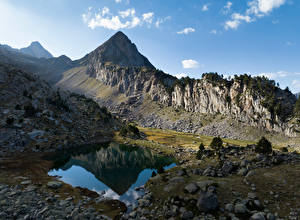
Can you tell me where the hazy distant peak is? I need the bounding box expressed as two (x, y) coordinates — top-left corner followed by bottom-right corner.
(20, 41), (53, 59)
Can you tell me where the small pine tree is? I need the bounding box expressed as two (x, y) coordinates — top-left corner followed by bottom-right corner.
(210, 137), (223, 151)
(255, 137), (272, 154)
(199, 143), (205, 151)
(196, 150), (202, 160)
(6, 117), (14, 125)
(196, 143), (205, 160)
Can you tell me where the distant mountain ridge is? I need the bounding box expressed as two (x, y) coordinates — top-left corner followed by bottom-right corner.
(20, 41), (53, 59)
(0, 32), (299, 138)
(0, 41), (53, 59)
(296, 93), (300, 99)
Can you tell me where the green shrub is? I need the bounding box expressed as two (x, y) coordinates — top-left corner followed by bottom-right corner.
(199, 143), (205, 151)
(196, 150), (203, 160)
(157, 166), (165, 174)
(6, 117), (14, 125)
(119, 127), (128, 137)
(23, 90), (28, 97)
(119, 124), (140, 138)
(24, 104), (37, 117)
(196, 143), (205, 160)
(210, 137), (223, 151)
(255, 137), (272, 154)
(15, 104), (22, 110)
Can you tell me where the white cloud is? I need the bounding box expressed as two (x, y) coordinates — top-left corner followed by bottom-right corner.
(210, 29), (218, 34)
(247, 0), (286, 15)
(258, 71), (288, 79)
(83, 7), (156, 30)
(225, 2), (233, 10)
(225, 13), (253, 30)
(175, 73), (187, 79)
(202, 4), (209, 11)
(292, 80), (300, 89)
(119, 8), (135, 18)
(143, 12), (154, 24)
(177, 27), (195, 35)
(232, 13), (252, 22)
(115, 0), (129, 3)
(155, 16), (171, 28)
(224, 0), (287, 30)
(182, 59), (200, 69)
(225, 20), (240, 30)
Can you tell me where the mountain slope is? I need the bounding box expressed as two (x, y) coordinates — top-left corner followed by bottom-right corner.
(0, 44), (75, 84)
(0, 62), (120, 156)
(1, 32), (299, 139)
(20, 41), (53, 59)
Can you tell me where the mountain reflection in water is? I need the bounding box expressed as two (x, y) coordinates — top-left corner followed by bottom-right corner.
(48, 142), (176, 205)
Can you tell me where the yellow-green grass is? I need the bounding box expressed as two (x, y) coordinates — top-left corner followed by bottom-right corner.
(138, 126), (256, 150)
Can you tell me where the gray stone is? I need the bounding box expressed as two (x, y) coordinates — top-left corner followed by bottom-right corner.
(250, 212), (266, 220)
(234, 203), (247, 214)
(184, 183), (199, 194)
(196, 191), (218, 213)
(21, 180), (31, 185)
(238, 168), (248, 176)
(248, 192), (257, 200)
(181, 210), (194, 219)
(266, 213), (275, 220)
(225, 203), (234, 212)
(47, 181), (63, 189)
(196, 180), (217, 191)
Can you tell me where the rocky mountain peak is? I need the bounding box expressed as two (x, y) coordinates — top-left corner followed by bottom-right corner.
(87, 31), (154, 68)
(20, 41), (53, 59)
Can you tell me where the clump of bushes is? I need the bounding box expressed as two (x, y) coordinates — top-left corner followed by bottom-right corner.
(24, 104), (37, 117)
(6, 117), (14, 125)
(15, 104), (22, 110)
(47, 91), (70, 112)
(210, 137), (223, 151)
(196, 143), (205, 160)
(157, 166), (165, 174)
(255, 137), (272, 154)
(119, 124), (141, 138)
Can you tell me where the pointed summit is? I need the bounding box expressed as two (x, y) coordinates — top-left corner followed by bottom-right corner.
(87, 31), (154, 68)
(20, 41), (53, 59)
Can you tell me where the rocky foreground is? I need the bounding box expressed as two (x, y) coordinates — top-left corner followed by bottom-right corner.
(0, 180), (121, 220)
(0, 139), (299, 219)
(122, 144), (300, 220)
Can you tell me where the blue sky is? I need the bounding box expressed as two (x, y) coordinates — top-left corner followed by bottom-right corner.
(0, 0), (299, 93)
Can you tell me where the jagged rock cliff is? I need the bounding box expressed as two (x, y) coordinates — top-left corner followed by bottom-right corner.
(82, 57), (296, 135)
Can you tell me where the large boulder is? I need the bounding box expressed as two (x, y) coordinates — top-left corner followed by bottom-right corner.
(47, 181), (63, 189)
(196, 191), (218, 212)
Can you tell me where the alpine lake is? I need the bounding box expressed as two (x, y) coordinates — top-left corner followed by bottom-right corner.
(48, 142), (176, 207)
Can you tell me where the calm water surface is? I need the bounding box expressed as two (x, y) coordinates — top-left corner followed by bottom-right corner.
(48, 143), (176, 206)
